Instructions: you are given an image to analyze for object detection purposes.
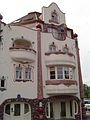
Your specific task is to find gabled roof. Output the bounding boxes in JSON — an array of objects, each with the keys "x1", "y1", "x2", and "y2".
[{"x1": 10, "y1": 12, "x2": 43, "y2": 25}]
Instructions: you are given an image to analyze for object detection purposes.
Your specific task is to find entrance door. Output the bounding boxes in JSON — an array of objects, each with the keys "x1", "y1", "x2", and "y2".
[
  {"x1": 11, "y1": 103, "x2": 22, "y2": 120},
  {"x1": 4, "y1": 102, "x2": 31, "y2": 120},
  {"x1": 61, "y1": 102, "x2": 66, "y2": 117}
]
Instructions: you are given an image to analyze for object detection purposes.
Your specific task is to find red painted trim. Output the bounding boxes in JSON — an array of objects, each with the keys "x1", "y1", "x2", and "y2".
[
  {"x1": 46, "y1": 80, "x2": 77, "y2": 86},
  {"x1": 36, "y1": 24, "x2": 43, "y2": 99}
]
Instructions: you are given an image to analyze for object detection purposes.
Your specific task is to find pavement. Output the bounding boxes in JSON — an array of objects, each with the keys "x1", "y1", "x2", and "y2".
[{"x1": 83, "y1": 115, "x2": 90, "y2": 120}]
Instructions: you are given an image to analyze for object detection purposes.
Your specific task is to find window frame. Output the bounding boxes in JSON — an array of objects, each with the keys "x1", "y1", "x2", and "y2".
[
  {"x1": 46, "y1": 102, "x2": 53, "y2": 118},
  {"x1": 14, "y1": 64, "x2": 33, "y2": 81},
  {"x1": 49, "y1": 66, "x2": 74, "y2": 80},
  {"x1": 51, "y1": 10, "x2": 58, "y2": 23},
  {"x1": 0, "y1": 76, "x2": 6, "y2": 90},
  {"x1": 49, "y1": 45, "x2": 56, "y2": 52}
]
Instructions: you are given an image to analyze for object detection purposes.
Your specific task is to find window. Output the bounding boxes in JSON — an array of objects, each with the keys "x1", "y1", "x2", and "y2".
[
  {"x1": 64, "y1": 67, "x2": 69, "y2": 79},
  {"x1": 0, "y1": 76, "x2": 6, "y2": 90},
  {"x1": 57, "y1": 66, "x2": 63, "y2": 79},
  {"x1": 5, "y1": 104, "x2": 10, "y2": 115},
  {"x1": 46, "y1": 102, "x2": 53, "y2": 118},
  {"x1": 1, "y1": 79, "x2": 5, "y2": 87},
  {"x1": 74, "y1": 101, "x2": 78, "y2": 114},
  {"x1": 49, "y1": 66, "x2": 74, "y2": 80},
  {"x1": 50, "y1": 67, "x2": 55, "y2": 79},
  {"x1": 15, "y1": 64, "x2": 32, "y2": 81},
  {"x1": 49, "y1": 45, "x2": 56, "y2": 52},
  {"x1": 25, "y1": 68, "x2": 31, "y2": 80},
  {"x1": 49, "y1": 43, "x2": 56, "y2": 52},
  {"x1": 5, "y1": 103, "x2": 30, "y2": 116},
  {"x1": 51, "y1": 10, "x2": 58, "y2": 22},
  {"x1": 16, "y1": 67, "x2": 22, "y2": 79},
  {"x1": 24, "y1": 104, "x2": 29, "y2": 114},
  {"x1": 14, "y1": 104, "x2": 20, "y2": 116}
]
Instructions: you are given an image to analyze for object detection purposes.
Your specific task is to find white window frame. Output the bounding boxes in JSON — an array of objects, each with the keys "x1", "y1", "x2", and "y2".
[
  {"x1": 24, "y1": 67, "x2": 31, "y2": 80},
  {"x1": 46, "y1": 102, "x2": 50, "y2": 118},
  {"x1": 14, "y1": 64, "x2": 32, "y2": 81},
  {"x1": 16, "y1": 66, "x2": 22, "y2": 80},
  {"x1": 49, "y1": 66, "x2": 74, "y2": 80}
]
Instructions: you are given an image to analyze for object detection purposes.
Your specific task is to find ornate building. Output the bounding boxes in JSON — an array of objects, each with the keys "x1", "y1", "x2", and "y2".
[{"x1": 0, "y1": 2, "x2": 84, "y2": 120}]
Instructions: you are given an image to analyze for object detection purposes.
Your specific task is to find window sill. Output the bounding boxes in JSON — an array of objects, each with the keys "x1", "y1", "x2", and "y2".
[
  {"x1": 15, "y1": 79, "x2": 33, "y2": 82},
  {"x1": 0, "y1": 87, "x2": 6, "y2": 91}
]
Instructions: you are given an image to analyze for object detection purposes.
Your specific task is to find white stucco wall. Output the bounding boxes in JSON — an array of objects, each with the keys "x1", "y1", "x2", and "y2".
[
  {"x1": 42, "y1": 2, "x2": 66, "y2": 25},
  {"x1": 0, "y1": 25, "x2": 38, "y2": 104},
  {"x1": 41, "y1": 32, "x2": 80, "y2": 98}
]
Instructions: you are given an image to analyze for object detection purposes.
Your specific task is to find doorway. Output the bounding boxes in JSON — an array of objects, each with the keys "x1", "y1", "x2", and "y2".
[
  {"x1": 61, "y1": 101, "x2": 66, "y2": 117},
  {"x1": 4, "y1": 102, "x2": 31, "y2": 120}
]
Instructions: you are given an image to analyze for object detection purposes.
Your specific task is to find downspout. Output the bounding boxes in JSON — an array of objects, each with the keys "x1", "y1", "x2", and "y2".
[{"x1": 36, "y1": 23, "x2": 43, "y2": 99}]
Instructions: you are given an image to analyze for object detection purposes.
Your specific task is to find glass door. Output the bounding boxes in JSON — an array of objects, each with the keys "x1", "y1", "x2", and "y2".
[
  {"x1": 4, "y1": 102, "x2": 31, "y2": 120},
  {"x1": 14, "y1": 104, "x2": 21, "y2": 116}
]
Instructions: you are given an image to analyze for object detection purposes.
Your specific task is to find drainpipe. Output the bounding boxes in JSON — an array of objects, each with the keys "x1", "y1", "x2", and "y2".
[{"x1": 36, "y1": 23, "x2": 43, "y2": 99}]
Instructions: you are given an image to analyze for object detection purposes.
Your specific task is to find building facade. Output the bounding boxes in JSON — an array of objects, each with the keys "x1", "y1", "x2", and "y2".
[{"x1": 0, "y1": 3, "x2": 84, "y2": 120}]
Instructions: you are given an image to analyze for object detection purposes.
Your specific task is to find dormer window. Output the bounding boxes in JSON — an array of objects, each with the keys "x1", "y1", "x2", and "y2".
[{"x1": 51, "y1": 10, "x2": 58, "y2": 23}]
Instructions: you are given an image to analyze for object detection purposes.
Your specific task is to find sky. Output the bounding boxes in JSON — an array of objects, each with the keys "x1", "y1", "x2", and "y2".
[{"x1": 1, "y1": 0, "x2": 90, "y2": 85}]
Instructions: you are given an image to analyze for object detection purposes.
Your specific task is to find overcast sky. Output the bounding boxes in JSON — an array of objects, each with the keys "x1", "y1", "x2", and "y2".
[{"x1": 1, "y1": 0, "x2": 90, "y2": 85}]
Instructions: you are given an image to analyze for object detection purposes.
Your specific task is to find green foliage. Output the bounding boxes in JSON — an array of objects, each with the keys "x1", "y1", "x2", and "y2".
[{"x1": 84, "y1": 84, "x2": 90, "y2": 98}]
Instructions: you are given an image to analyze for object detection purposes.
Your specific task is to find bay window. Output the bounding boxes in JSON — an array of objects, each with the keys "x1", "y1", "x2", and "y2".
[{"x1": 49, "y1": 66, "x2": 74, "y2": 80}]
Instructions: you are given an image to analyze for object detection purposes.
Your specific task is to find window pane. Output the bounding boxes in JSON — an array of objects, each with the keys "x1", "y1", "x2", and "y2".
[
  {"x1": 51, "y1": 12, "x2": 58, "y2": 22},
  {"x1": 64, "y1": 67, "x2": 69, "y2": 79},
  {"x1": 1, "y1": 80, "x2": 5, "y2": 87},
  {"x1": 5, "y1": 104, "x2": 10, "y2": 115},
  {"x1": 50, "y1": 67, "x2": 55, "y2": 79},
  {"x1": 69, "y1": 68, "x2": 73, "y2": 79},
  {"x1": 49, "y1": 45, "x2": 56, "y2": 52},
  {"x1": 46, "y1": 102, "x2": 53, "y2": 118},
  {"x1": 50, "y1": 102, "x2": 53, "y2": 118},
  {"x1": 46, "y1": 103, "x2": 49, "y2": 117},
  {"x1": 57, "y1": 66, "x2": 63, "y2": 79},
  {"x1": 16, "y1": 67, "x2": 22, "y2": 79},
  {"x1": 24, "y1": 104, "x2": 29, "y2": 114},
  {"x1": 14, "y1": 104, "x2": 20, "y2": 116},
  {"x1": 25, "y1": 68, "x2": 31, "y2": 80}
]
